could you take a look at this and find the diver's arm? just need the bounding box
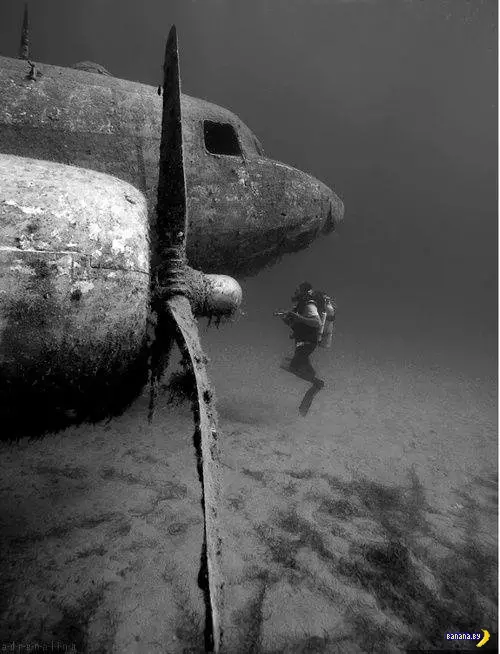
[287,303,322,329]
[288,315,320,328]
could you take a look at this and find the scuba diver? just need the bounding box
[275,282,337,415]
[277,281,325,387]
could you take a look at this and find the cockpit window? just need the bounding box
[204,121,242,157]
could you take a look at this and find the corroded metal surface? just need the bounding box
[0,54,344,277]
[0,155,149,272]
[155,26,187,258]
[0,155,150,432]
[147,25,189,421]
[167,295,224,653]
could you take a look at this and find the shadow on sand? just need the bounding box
[228,468,497,653]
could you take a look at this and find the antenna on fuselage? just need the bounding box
[19,3,30,60]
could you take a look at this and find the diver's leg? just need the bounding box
[288,343,304,371]
[289,343,311,376]
[302,344,325,388]
[302,346,317,380]
[289,343,323,385]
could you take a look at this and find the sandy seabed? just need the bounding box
[0,336,497,653]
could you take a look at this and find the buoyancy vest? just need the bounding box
[291,299,321,344]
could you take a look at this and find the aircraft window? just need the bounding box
[204,121,242,157]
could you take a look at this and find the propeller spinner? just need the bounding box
[148,26,237,653]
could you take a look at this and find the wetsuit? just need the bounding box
[288,298,323,385]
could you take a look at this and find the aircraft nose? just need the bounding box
[269,166,345,258]
[282,171,344,246]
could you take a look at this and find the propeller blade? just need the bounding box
[148,24,187,415]
[155,24,187,280]
[167,294,223,653]
[149,25,224,652]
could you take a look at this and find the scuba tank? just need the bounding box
[318,311,327,342]
[319,297,336,349]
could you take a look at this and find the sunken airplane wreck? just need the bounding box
[0,15,343,653]
[0,23,344,435]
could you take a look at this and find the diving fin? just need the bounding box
[298,380,324,417]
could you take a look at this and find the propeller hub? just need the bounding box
[178,267,242,318]
[203,273,243,317]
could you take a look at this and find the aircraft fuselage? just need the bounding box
[0,56,343,276]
